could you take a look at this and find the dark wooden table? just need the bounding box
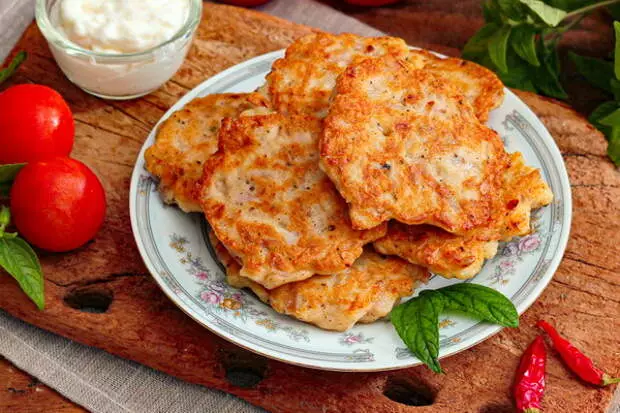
[0,1,615,412]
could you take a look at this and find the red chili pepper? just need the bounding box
[514,335,546,413]
[536,320,620,386]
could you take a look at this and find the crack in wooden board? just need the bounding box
[0,4,618,413]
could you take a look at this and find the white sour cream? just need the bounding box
[43,0,198,99]
[57,0,189,54]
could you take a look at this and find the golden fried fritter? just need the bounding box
[144,93,269,212]
[260,32,410,117]
[407,49,504,122]
[374,153,553,279]
[200,113,387,289]
[212,233,428,331]
[321,55,508,233]
[374,223,498,279]
[498,152,554,239]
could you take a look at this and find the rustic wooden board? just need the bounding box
[0,356,83,413]
[1,3,619,412]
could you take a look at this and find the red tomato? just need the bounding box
[10,157,106,252]
[0,84,74,164]
[219,0,272,6]
[343,0,401,5]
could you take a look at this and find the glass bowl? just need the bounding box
[35,0,202,100]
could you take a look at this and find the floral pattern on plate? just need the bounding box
[169,233,311,343]
[129,49,571,371]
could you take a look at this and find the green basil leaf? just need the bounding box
[0,51,27,86]
[391,291,445,373]
[569,51,614,93]
[484,0,502,23]
[590,101,619,125]
[589,101,618,137]
[519,0,567,27]
[434,283,519,327]
[534,43,568,99]
[607,127,620,166]
[615,21,620,80]
[598,108,620,126]
[462,23,500,60]
[0,163,25,184]
[498,0,529,21]
[0,236,44,310]
[610,78,620,101]
[548,0,599,11]
[511,25,541,66]
[488,26,512,73]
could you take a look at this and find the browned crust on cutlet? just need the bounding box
[144,93,269,212]
[200,113,386,289]
[320,55,508,233]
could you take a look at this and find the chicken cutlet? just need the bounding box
[200,112,387,289]
[260,32,410,118]
[374,153,553,278]
[144,93,269,212]
[320,55,508,233]
[211,231,428,331]
[374,223,499,279]
[407,49,504,123]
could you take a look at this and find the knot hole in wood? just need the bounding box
[64,286,113,313]
[218,348,268,389]
[383,375,435,406]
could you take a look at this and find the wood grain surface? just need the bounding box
[0,356,85,413]
[1,2,619,413]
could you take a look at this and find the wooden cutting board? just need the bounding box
[1,3,619,412]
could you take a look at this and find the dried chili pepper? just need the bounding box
[514,335,546,413]
[536,320,620,386]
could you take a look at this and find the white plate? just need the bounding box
[129,50,572,371]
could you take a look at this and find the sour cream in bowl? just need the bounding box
[36,0,202,100]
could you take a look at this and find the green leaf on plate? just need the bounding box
[569,51,614,94]
[511,25,541,66]
[488,26,512,73]
[519,0,567,27]
[434,283,519,328]
[0,236,44,310]
[0,51,27,86]
[391,290,445,373]
[462,23,500,60]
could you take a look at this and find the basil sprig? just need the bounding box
[391,283,518,373]
[463,0,620,98]
[571,21,620,165]
[0,51,26,86]
[463,0,620,166]
[0,205,44,310]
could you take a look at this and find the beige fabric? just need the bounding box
[0,1,385,412]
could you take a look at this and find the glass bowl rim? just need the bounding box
[35,0,202,61]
